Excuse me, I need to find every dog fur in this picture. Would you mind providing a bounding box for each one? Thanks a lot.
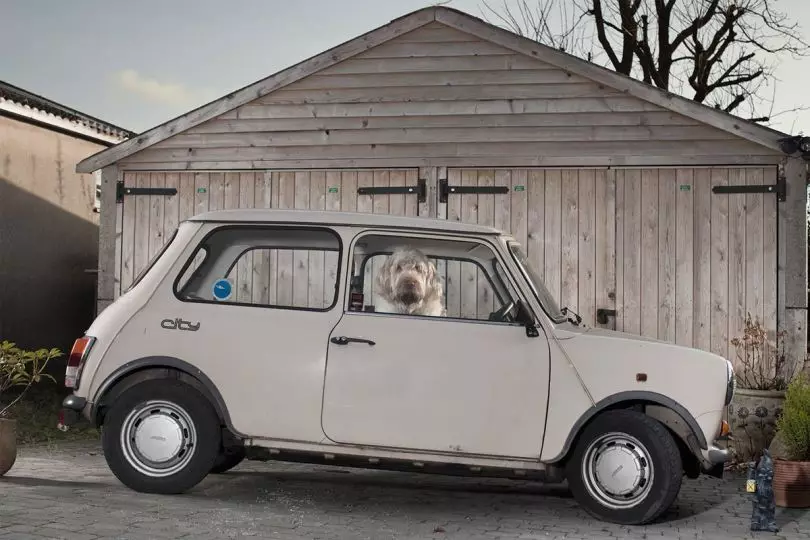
[374,246,445,317]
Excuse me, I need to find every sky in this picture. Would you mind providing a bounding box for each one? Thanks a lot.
[2,0,808,135]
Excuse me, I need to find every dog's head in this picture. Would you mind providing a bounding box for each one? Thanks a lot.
[375,246,442,308]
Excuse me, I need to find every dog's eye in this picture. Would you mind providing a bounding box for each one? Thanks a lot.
[396,264,402,272]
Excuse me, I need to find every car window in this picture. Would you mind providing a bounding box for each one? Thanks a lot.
[175,226,341,311]
[126,228,178,292]
[349,233,523,324]
[508,241,566,323]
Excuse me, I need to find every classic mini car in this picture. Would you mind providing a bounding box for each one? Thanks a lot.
[59,209,733,525]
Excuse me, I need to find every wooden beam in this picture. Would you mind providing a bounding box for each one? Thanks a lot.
[777,157,808,380]
[116,153,785,171]
[97,165,119,314]
[120,139,769,163]
[154,125,736,149]
[75,8,437,173]
[194,112,700,134]
[434,8,791,154]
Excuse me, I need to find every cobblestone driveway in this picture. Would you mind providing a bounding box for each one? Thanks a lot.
[0,441,808,540]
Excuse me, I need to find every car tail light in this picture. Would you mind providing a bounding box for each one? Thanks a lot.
[65,336,95,389]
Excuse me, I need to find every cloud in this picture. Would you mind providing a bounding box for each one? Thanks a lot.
[113,69,201,106]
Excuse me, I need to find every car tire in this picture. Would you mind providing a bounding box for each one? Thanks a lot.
[565,409,683,525]
[101,378,221,494]
[210,445,246,474]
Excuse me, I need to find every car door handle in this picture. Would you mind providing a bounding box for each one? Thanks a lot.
[330,336,376,346]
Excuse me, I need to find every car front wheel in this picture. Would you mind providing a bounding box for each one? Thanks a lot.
[566,409,683,525]
[101,379,221,494]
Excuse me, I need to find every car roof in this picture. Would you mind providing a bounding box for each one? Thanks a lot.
[186,208,504,235]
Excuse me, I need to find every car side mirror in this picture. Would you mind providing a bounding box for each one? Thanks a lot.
[515,300,540,338]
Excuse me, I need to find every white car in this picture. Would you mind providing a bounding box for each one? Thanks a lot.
[59,209,733,525]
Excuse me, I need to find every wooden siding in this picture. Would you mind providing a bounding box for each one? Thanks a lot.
[115,169,419,301]
[119,22,780,170]
[448,167,778,364]
[445,168,616,329]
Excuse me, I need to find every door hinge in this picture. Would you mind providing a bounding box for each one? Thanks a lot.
[596,308,617,325]
[711,173,786,202]
[357,178,426,204]
[116,180,178,203]
[439,178,510,203]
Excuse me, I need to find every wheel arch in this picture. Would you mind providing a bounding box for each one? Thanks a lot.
[90,356,244,440]
[546,391,708,465]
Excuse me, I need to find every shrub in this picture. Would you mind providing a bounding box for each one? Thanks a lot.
[775,373,810,461]
[0,340,61,419]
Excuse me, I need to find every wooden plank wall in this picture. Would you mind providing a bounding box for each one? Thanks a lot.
[119,22,778,170]
[116,169,419,308]
[447,166,778,364]
[614,166,778,364]
[445,168,616,328]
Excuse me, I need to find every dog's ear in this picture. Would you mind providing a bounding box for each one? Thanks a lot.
[375,255,395,299]
[425,259,443,302]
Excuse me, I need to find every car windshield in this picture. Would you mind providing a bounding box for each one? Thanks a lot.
[507,241,566,324]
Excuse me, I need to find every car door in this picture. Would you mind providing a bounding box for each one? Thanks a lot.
[320,232,551,459]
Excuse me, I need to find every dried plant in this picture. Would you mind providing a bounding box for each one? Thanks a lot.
[730,313,787,391]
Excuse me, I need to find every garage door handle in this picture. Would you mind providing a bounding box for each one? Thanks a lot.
[331,336,376,346]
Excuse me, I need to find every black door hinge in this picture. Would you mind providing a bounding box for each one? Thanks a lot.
[357,178,426,204]
[596,308,617,325]
[116,180,178,203]
[711,173,786,202]
[439,178,510,203]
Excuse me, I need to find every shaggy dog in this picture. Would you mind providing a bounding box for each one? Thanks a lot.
[374,246,445,317]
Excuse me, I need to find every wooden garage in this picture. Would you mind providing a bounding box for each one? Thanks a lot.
[77,6,807,374]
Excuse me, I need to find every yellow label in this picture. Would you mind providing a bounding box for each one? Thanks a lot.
[746,479,757,493]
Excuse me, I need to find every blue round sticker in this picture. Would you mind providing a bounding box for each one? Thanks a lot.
[212,279,233,301]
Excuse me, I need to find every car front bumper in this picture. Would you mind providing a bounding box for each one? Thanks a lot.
[699,443,730,478]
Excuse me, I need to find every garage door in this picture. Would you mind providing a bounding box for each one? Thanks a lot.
[444,167,778,361]
[443,168,617,329]
[114,169,423,305]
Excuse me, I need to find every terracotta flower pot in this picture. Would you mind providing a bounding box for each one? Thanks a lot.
[0,418,17,476]
[773,459,810,508]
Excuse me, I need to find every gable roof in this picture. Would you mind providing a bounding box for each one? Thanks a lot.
[1,79,135,146]
[76,6,795,173]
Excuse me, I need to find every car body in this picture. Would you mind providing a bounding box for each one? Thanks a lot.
[59,209,733,525]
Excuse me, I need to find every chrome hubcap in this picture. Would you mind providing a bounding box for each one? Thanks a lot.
[582,433,654,509]
[121,400,196,477]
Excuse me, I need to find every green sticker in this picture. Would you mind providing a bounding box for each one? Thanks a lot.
[679,185,691,191]
[328,186,339,193]
[514,185,525,192]
[197,187,207,194]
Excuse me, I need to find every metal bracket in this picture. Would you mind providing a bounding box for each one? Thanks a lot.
[116,180,178,203]
[596,308,617,325]
[439,178,510,203]
[357,178,426,204]
[711,173,786,202]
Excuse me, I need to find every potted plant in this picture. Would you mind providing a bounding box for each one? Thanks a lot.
[772,373,810,507]
[728,314,788,463]
[0,340,61,476]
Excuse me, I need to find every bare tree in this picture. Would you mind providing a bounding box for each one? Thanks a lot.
[481,0,808,123]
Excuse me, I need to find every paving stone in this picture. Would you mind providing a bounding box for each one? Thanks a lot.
[2,441,810,539]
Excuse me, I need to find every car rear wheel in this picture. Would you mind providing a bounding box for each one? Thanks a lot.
[101,379,221,494]
[210,445,246,474]
[565,409,682,525]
